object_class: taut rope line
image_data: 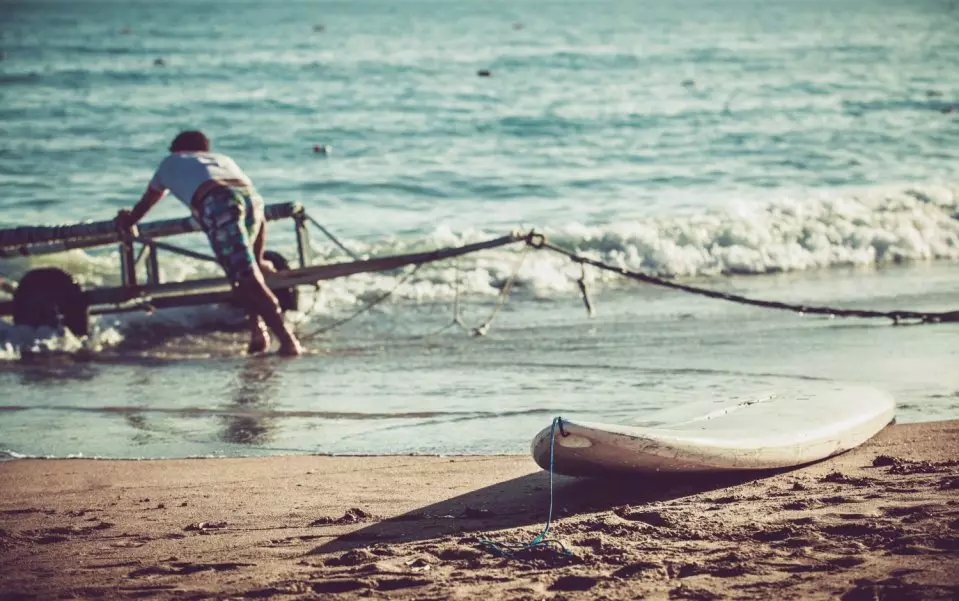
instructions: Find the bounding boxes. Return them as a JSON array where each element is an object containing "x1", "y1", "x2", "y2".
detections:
[{"x1": 527, "y1": 234, "x2": 959, "y2": 325}]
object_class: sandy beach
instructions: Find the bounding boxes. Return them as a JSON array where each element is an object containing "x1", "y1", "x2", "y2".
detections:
[{"x1": 0, "y1": 420, "x2": 957, "y2": 600}]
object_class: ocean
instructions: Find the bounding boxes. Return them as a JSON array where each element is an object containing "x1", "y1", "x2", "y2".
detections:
[{"x1": 1, "y1": 0, "x2": 957, "y2": 459}]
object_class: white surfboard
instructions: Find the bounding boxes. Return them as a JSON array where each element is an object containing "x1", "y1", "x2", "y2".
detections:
[{"x1": 531, "y1": 385, "x2": 895, "y2": 476}]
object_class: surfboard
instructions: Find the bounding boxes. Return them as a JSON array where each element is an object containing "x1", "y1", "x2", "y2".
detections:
[{"x1": 531, "y1": 385, "x2": 895, "y2": 476}]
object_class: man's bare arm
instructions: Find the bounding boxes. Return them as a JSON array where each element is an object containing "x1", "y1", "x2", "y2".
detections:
[{"x1": 116, "y1": 186, "x2": 164, "y2": 230}]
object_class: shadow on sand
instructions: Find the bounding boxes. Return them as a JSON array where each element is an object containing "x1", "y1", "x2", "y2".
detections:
[{"x1": 311, "y1": 467, "x2": 785, "y2": 555}]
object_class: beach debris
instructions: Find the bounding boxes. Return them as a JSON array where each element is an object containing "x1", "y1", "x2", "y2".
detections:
[
  {"x1": 325, "y1": 548, "x2": 376, "y2": 567},
  {"x1": 873, "y1": 457, "x2": 959, "y2": 475},
  {"x1": 873, "y1": 454, "x2": 898, "y2": 467},
  {"x1": 310, "y1": 507, "x2": 374, "y2": 525},
  {"x1": 404, "y1": 557, "x2": 431, "y2": 572},
  {"x1": 183, "y1": 521, "x2": 227, "y2": 531},
  {"x1": 821, "y1": 471, "x2": 876, "y2": 486}
]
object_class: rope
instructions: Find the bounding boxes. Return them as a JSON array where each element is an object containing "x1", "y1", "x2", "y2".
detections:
[
  {"x1": 298, "y1": 283, "x2": 323, "y2": 318},
  {"x1": 132, "y1": 236, "x2": 218, "y2": 263},
  {"x1": 479, "y1": 416, "x2": 573, "y2": 559},
  {"x1": 575, "y1": 262, "x2": 595, "y2": 317},
  {"x1": 434, "y1": 244, "x2": 530, "y2": 337},
  {"x1": 467, "y1": 244, "x2": 530, "y2": 336},
  {"x1": 409, "y1": 258, "x2": 468, "y2": 340},
  {"x1": 297, "y1": 264, "x2": 423, "y2": 341},
  {"x1": 305, "y1": 214, "x2": 362, "y2": 261},
  {"x1": 531, "y1": 237, "x2": 959, "y2": 325}
]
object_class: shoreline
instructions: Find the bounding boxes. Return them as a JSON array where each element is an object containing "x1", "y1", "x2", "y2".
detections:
[{"x1": 1, "y1": 420, "x2": 957, "y2": 600}]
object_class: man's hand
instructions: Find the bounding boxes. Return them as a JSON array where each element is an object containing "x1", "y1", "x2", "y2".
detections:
[
  {"x1": 115, "y1": 209, "x2": 133, "y2": 229},
  {"x1": 114, "y1": 209, "x2": 139, "y2": 240}
]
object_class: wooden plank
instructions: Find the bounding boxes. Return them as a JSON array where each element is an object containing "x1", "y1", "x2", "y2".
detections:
[
  {"x1": 0, "y1": 232, "x2": 526, "y2": 319},
  {"x1": 83, "y1": 232, "x2": 525, "y2": 307},
  {"x1": 0, "y1": 202, "x2": 301, "y2": 257}
]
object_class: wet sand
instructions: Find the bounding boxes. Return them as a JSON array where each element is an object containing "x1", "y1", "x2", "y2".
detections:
[{"x1": 0, "y1": 420, "x2": 957, "y2": 600}]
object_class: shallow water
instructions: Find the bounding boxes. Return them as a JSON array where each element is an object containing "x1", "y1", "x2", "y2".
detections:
[{"x1": 2, "y1": 261, "x2": 957, "y2": 459}]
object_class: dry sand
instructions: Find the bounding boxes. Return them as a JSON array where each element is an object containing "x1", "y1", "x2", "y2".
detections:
[{"x1": 0, "y1": 420, "x2": 957, "y2": 600}]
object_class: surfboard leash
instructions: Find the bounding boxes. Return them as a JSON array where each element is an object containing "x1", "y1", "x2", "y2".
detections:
[{"x1": 478, "y1": 416, "x2": 574, "y2": 559}]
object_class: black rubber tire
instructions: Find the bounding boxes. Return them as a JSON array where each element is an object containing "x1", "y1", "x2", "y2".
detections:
[
  {"x1": 12, "y1": 268, "x2": 89, "y2": 337},
  {"x1": 263, "y1": 250, "x2": 298, "y2": 312}
]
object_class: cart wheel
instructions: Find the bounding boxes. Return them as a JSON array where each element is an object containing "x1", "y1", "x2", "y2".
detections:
[
  {"x1": 12, "y1": 268, "x2": 89, "y2": 337},
  {"x1": 263, "y1": 250, "x2": 298, "y2": 312}
]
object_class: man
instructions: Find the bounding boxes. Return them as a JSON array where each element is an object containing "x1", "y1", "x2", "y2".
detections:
[{"x1": 115, "y1": 130, "x2": 302, "y2": 356}]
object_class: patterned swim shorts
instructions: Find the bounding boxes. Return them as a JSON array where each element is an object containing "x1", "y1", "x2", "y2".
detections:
[{"x1": 197, "y1": 187, "x2": 265, "y2": 282}]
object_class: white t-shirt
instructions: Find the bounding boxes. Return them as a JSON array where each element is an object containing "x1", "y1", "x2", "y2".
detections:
[{"x1": 148, "y1": 152, "x2": 254, "y2": 207}]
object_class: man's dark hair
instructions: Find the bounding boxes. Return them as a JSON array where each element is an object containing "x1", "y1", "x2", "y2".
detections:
[{"x1": 169, "y1": 130, "x2": 210, "y2": 152}]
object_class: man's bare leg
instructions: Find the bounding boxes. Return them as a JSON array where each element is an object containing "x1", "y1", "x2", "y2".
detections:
[
  {"x1": 253, "y1": 224, "x2": 274, "y2": 274},
  {"x1": 243, "y1": 223, "x2": 294, "y2": 354},
  {"x1": 247, "y1": 314, "x2": 270, "y2": 354},
  {"x1": 236, "y1": 269, "x2": 302, "y2": 357}
]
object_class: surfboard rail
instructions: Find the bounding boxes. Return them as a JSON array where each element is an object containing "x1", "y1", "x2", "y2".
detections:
[{"x1": 531, "y1": 386, "x2": 896, "y2": 477}]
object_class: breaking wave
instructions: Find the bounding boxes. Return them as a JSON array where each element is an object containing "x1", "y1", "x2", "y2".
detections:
[{"x1": 1, "y1": 183, "x2": 958, "y2": 359}]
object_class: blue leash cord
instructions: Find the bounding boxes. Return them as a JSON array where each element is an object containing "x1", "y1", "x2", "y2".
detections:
[{"x1": 479, "y1": 416, "x2": 573, "y2": 558}]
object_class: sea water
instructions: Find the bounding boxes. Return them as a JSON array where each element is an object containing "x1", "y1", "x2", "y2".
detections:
[{"x1": 1, "y1": 0, "x2": 958, "y2": 459}]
